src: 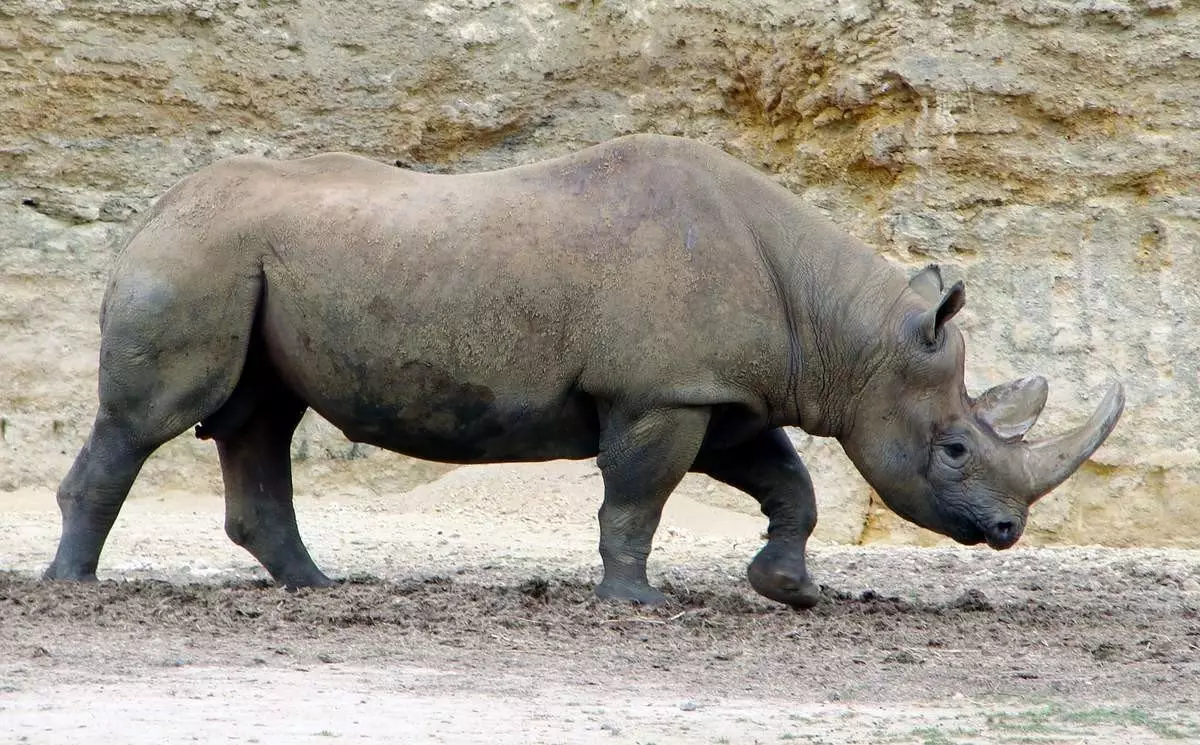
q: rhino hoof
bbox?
[42,563,98,582]
[748,553,821,609]
[595,579,668,606]
[749,570,821,609]
[278,572,337,591]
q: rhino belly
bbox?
[271,344,600,464]
[334,377,600,464]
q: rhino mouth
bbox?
[947,526,1020,550]
[950,531,984,546]
[939,511,1023,550]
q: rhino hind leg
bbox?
[694,428,821,609]
[212,359,331,589]
[593,407,710,605]
[46,268,261,581]
[43,413,156,580]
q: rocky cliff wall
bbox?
[1,0,1197,547]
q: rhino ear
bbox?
[909,264,944,304]
[918,280,965,345]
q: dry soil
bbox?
[1,463,1199,744]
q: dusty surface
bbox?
[3,473,1199,744]
[2,0,1199,548]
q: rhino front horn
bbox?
[1015,381,1125,504]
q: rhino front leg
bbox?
[594,407,710,605]
[694,428,821,609]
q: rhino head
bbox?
[838,265,1125,549]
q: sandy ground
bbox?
[2,460,1199,744]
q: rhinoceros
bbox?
[44,134,1124,608]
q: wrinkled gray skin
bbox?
[44,134,1125,608]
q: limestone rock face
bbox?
[2,0,1196,547]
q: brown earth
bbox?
[2,479,1198,744]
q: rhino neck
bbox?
[768,217,910,439]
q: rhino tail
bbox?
[194,280,272,442]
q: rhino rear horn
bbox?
[973,375,1049,442]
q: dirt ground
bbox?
[2,460,1199,744]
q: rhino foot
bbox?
[748,542,821,609]
[595,578,668,606]
[42,562,99,582]
[278,571,336,591]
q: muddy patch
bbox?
[3,489,1199,743]
[3,555,1198,713]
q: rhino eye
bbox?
[940,441,968,464]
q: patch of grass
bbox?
[908,727,960,745]
[984,703,1200,742]
[872,723,981,745]
[1057,706,1199,739]
[985,705,1076,738]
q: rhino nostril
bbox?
[992,520,1016,543]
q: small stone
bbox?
[882,650,922,664]
[812,107,843,127]
[949,588,993,612]
[98,197,138,223]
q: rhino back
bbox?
[126,137,809,461]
